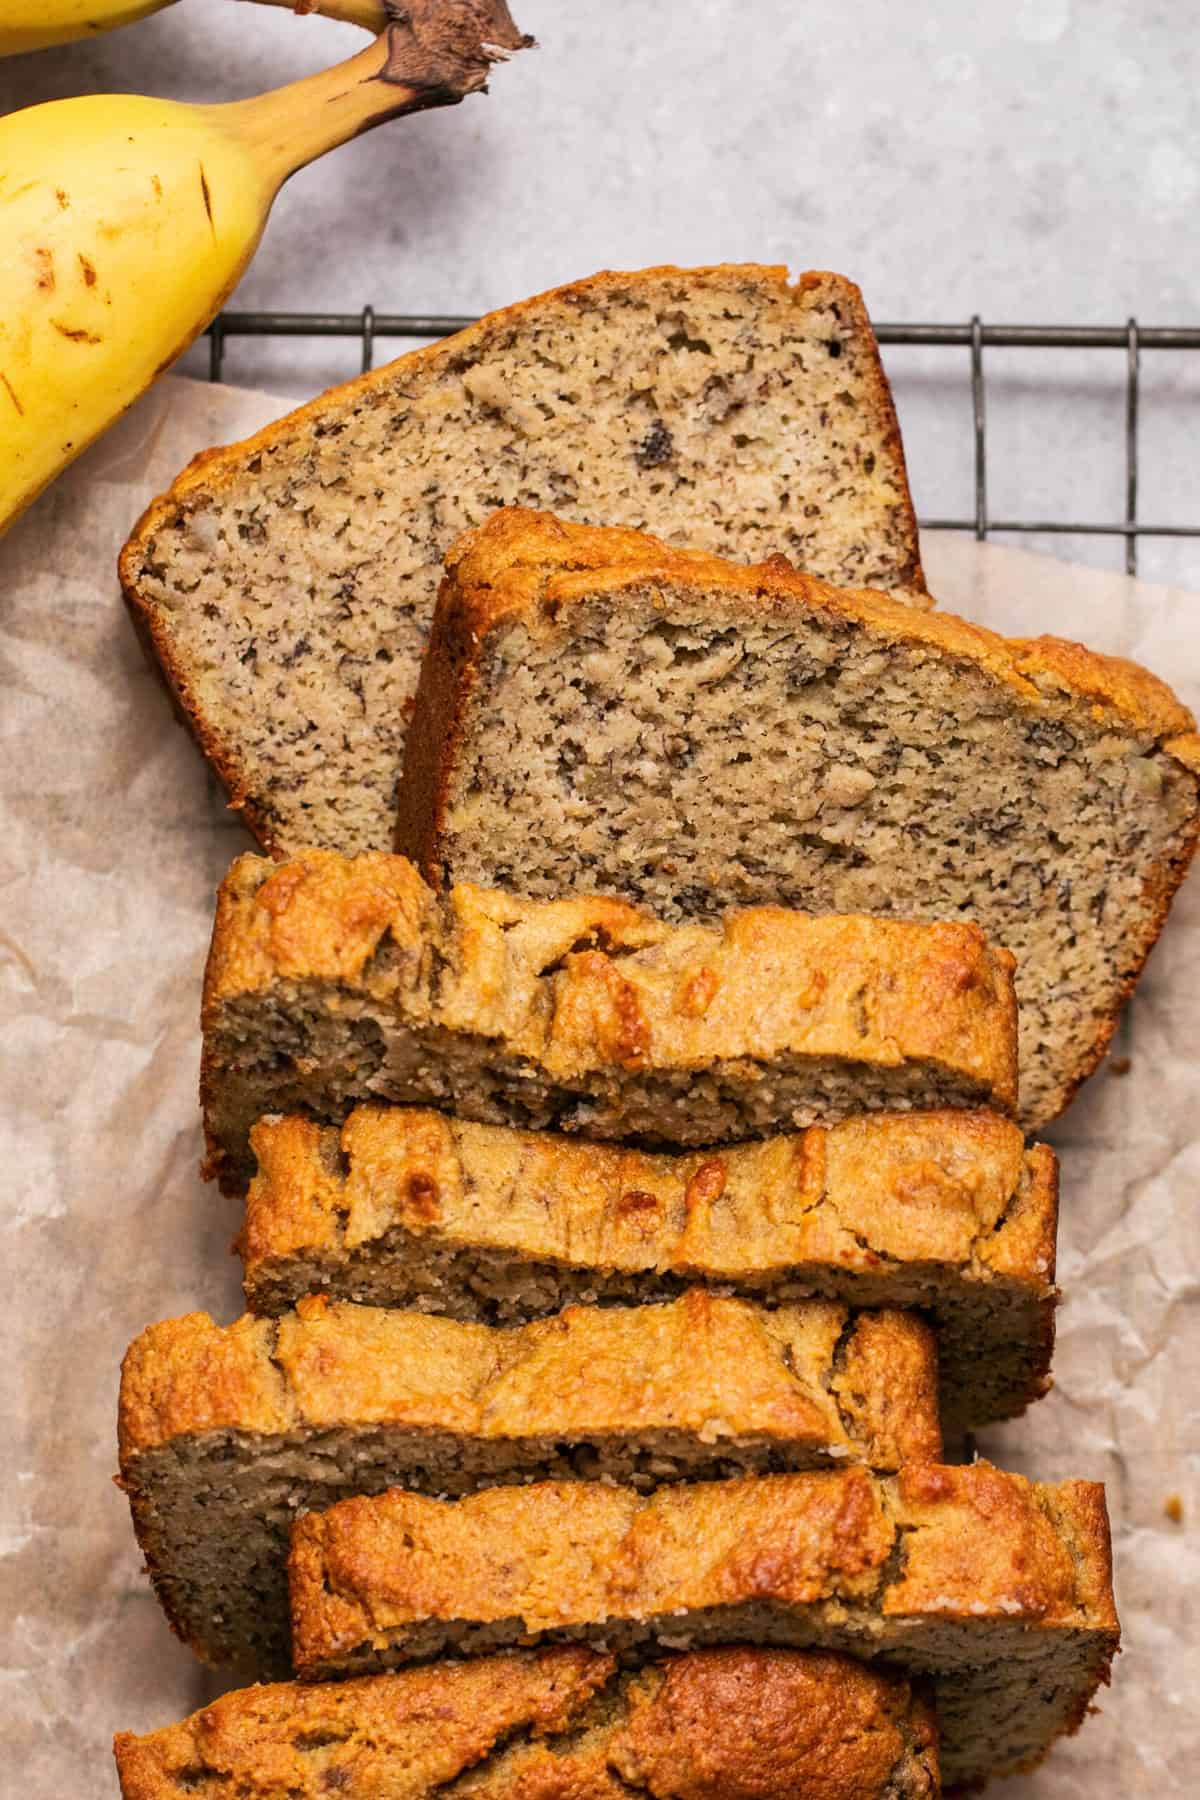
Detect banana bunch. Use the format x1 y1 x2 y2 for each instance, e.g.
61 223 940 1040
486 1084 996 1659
1 2 389 57
0 2 528 534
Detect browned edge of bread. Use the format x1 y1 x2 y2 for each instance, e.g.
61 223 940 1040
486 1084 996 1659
112 1645 941 1800
117 1289 942 1473
284 1463 1118 1788
397 506 1200 882
237 1104 1058 1433
115 1290 939 1675
200 849 1021 1194
286 1462 1118 1676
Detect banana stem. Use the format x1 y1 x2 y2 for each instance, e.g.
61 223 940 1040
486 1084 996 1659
243 0 391 31
218 2 530 189
218 36 398 185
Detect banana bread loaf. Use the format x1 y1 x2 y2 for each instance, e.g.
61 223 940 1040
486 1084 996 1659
117 1291 939 1672
288 1462 1118 1790
113 1645 941 1799
240 1105 1057 1434
397 507 1200 1129
202 850 1019 1194
119 265 926 859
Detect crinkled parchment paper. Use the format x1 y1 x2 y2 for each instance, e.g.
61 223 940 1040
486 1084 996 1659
2 376 1197 1794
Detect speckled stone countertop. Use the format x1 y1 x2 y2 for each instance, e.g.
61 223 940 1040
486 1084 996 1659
3 0 1198 586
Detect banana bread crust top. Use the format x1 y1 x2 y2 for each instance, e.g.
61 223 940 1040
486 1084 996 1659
241 1104 1052 1285
237 1105 1057 1432
118 1289 942 1472
202 850 1020 1189
288 1461 1117 1671
113 1645 940 1800
204 852 1019 1085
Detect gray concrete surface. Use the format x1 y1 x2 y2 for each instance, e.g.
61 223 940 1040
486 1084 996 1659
4 0 1198 577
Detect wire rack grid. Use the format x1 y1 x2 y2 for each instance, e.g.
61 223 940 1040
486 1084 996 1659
203 310 1200 578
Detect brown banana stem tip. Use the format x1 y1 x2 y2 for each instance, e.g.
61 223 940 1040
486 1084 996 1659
380 1 534 98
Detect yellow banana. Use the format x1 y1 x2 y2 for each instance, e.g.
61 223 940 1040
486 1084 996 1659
1 1 389 57
253 1 393 30
0 3 528 534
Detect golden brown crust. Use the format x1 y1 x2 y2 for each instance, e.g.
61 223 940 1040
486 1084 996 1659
237 1105 1056 1431
287 1461 1116 1673
113 1646 939 1800
202 849 1020 1189
610 1649 939 1800
240 1103 1036 1272
118 1312 290 1462
398 505 1200 880
287 1469 890 1667
205 850 1019 1083
113 1647 613 1800
118 1289 940 1471
886 1463 1079 1622
240 1105 1047 1272
1165 730 1200 774
203 851 435 1003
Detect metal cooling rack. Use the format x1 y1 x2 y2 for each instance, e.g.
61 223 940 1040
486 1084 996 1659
204 310 1200 577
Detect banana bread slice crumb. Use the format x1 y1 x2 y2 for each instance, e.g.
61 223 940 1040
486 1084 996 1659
120 264 927 859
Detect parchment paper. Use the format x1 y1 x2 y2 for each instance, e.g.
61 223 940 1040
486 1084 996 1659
2 376 1197 1795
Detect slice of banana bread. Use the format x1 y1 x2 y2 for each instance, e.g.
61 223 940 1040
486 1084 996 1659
288 1463 1118 1790
113 1645 941 1800
117 1291 939 1673
397 507 1200 1129
201 850 1019 1195
119 265 926 859
239 1105 1057 1435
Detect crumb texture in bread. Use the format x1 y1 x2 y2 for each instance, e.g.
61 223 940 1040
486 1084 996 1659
239 1104 1058 1434
398 507 1200 1129
117 1290 938 1673
287 1461 1118 1790
201 849 1019 1193
119 265 925 857
112 1644 941 1799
